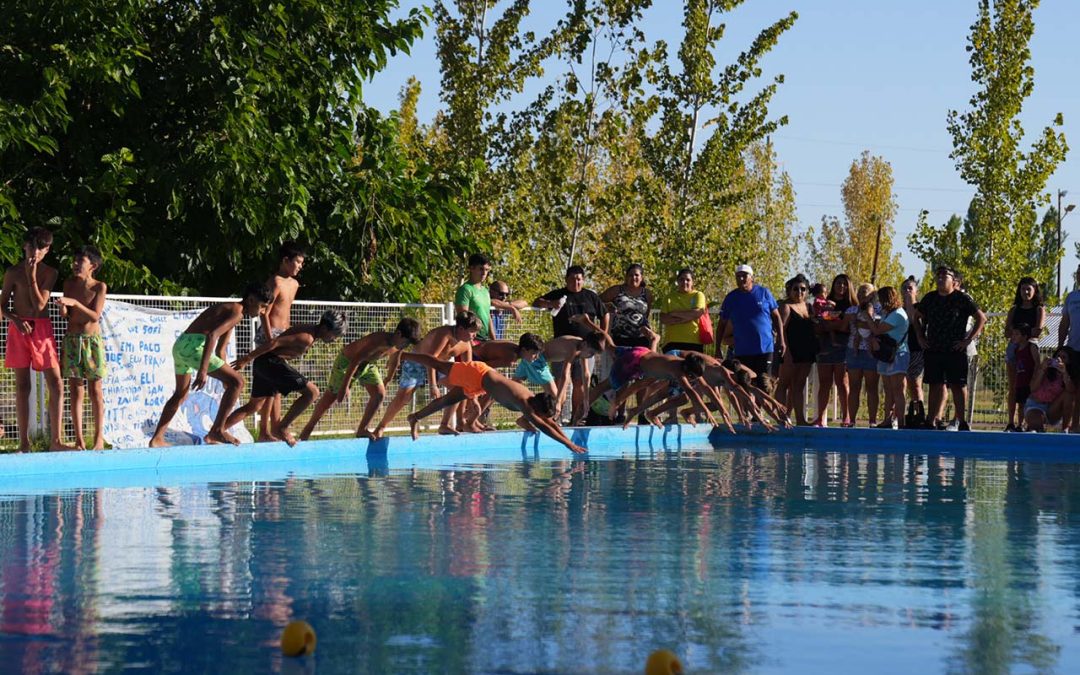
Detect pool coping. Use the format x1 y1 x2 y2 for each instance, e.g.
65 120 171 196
0 425 1077 494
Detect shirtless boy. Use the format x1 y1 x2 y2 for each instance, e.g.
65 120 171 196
298 317 422 441
1 227 69 450
401 352 587 454
371 311 481 438
257 241 306 441
227 310 347 446
543 331 606 417
148 283 273 447
58 245 108 449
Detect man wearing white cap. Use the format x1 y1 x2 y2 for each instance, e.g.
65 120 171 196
715 264 785 387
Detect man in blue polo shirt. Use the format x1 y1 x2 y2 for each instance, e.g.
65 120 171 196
715 264 785 387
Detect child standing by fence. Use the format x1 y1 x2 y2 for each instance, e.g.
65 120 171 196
58 246 108 449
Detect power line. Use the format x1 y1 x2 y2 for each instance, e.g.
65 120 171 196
775 135 950 154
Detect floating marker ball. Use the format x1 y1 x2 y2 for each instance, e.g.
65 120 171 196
645 649 683 675
281 620 317 657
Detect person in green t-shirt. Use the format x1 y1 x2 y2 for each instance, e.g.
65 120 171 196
659 267 709 353
454 253 523 341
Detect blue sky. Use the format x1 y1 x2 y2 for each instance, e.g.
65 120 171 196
366 0 1079 279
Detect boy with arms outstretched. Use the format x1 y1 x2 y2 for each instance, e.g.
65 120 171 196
149 283 273 447
58 245 108 449
257 241 306 441
1 227 69 450
401 352 587 454
371 311 482 439
299 317 422 441
227 310 347 446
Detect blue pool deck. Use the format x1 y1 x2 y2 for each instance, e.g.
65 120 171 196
1 425 1079 494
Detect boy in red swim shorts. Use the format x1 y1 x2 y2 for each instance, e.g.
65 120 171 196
1 227 70 450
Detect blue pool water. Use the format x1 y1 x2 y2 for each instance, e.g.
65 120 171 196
2 441 1080 673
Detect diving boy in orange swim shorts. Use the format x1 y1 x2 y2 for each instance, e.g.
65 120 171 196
1 227 70 450
400 352 587 454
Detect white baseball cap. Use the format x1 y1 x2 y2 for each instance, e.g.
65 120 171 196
735 264 754 276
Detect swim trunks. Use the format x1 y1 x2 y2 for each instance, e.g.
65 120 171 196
254 326 285 347
62 333 106 380
251 355 308 397
609 346 650 390
399 358 428 389
327 351 382 394
514 354 555 386
447 361 493 398
172 333 226 376
5 318 59 371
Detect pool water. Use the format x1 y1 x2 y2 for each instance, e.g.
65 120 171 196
2 447 1080 673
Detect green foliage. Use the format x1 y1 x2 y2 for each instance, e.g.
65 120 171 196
1 0 475 300
429 0 800 303
808 151 904 290
907 0 1067 311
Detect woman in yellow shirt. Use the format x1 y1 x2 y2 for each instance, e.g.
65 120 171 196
659 268 709 353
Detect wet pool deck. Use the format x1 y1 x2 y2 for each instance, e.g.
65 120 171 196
0 425 1077 494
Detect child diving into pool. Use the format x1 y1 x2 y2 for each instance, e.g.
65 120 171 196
226 310 348 446
149 282 273 448
599 347 718 428
400 352 587 454
371 311 481 439
298 317 421 441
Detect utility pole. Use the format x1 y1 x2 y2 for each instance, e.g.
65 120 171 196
870 214 883 285
1058 190 1077 298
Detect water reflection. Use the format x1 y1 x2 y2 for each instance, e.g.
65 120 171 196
1 449 1079 673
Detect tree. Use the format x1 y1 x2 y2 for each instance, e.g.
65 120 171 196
907 0 1067 311
807 151 903 289
1 0 475 300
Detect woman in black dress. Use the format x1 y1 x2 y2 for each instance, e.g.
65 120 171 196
777 274 817 425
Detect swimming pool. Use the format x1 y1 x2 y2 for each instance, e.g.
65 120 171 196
2 433 1080 673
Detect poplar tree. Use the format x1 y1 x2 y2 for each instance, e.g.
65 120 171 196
908 0 1067 310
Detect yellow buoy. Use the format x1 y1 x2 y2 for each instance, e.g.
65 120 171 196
280 620 317 657
645 649 683 675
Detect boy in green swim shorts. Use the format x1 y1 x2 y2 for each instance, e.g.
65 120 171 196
148 282 273 447
299 317 422 440
58 245 108 449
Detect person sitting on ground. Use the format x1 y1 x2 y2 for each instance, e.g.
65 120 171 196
371 311 481 439
227 310 348 446
400 352 587 454
149 282 273 447
298 317 421 441
1024 348 1072 433
1004 277 1045 432
1008 323 1040 431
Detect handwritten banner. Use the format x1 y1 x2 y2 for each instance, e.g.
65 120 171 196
99 301 253 449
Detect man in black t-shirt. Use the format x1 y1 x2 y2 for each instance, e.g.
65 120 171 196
913 266 987 431
533 265 609 424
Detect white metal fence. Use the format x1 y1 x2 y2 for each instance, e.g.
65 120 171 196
0 297 1064 449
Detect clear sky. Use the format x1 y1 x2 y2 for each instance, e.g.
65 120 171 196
366 0 1080 279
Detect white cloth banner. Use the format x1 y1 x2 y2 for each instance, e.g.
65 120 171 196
99 300 253 449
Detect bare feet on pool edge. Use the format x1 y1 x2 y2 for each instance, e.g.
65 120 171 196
204 430 240 446
257 431 281 443
92 441 105 450
275 428 298 447
437 424 460 436
408 414 421 441
148 435 169 448
355 428 375 440
50 441 76 451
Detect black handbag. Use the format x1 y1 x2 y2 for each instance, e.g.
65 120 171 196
872 334 899 363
